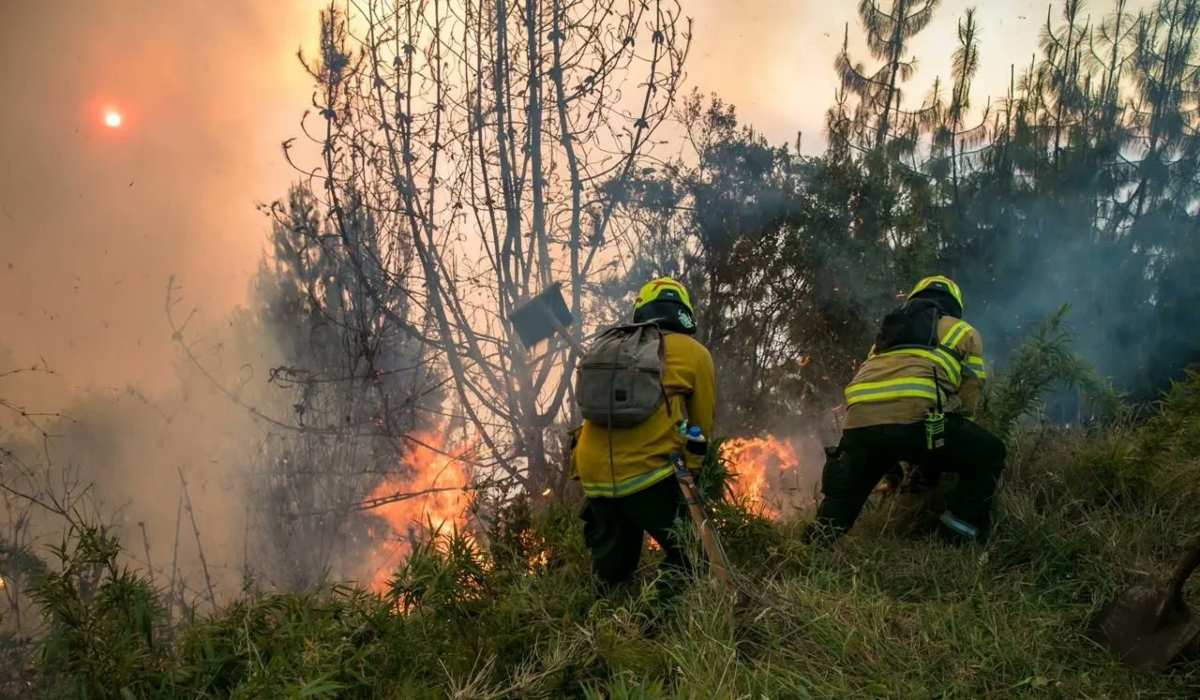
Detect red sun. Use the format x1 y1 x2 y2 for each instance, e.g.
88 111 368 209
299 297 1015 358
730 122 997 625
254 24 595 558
103 109 123 128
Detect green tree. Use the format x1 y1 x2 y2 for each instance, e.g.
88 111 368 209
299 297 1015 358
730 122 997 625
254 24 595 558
833 0 943 155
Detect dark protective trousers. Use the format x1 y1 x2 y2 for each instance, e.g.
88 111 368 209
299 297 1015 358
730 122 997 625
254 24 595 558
581 476 690 588
807 414 1006 543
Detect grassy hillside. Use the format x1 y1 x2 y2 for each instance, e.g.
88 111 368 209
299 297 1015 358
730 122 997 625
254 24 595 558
7 370 1200 698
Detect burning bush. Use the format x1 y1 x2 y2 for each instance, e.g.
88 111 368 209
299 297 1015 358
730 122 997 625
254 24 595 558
719 435 803 518
361 431 475 592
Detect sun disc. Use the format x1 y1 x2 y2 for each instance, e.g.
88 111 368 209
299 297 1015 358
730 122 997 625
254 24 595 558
103 110 122 128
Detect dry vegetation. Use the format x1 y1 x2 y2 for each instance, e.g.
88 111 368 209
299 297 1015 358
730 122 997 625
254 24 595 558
5 361 1200 698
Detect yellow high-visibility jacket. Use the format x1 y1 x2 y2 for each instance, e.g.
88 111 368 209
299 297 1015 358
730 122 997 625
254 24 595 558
843 315 987 430
574 332 716 498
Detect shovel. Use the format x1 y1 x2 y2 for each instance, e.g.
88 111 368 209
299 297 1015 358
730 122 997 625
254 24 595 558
509 282 585 354
1089 537 1200 671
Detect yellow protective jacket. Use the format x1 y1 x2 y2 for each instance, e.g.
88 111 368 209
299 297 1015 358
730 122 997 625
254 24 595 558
843 315 987 430
574 332 716 498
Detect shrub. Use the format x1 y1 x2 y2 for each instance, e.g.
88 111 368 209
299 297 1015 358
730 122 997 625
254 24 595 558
31 525 168 699
980 304 1121 438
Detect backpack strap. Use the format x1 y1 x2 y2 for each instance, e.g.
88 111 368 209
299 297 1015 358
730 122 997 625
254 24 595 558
625 323 674 418
646 324 672 418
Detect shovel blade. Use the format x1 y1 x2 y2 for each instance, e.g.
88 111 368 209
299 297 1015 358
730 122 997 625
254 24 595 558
1089 584 1200 672
509 283 575 349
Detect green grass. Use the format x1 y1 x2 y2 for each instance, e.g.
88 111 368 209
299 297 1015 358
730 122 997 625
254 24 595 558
11 373 1200 698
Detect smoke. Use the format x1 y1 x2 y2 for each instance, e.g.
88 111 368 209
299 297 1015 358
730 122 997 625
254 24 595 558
0 296 299 599
0 0 322 396
0 1 431 606
0 0 325 605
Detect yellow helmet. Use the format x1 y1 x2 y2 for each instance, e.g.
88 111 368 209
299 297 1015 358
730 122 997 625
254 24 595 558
908 275 963 311
635 277 693 314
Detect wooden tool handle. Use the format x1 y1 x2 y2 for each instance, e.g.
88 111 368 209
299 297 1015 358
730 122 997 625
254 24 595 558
673 460 735 592
1156 536 1200 624
548 315 587 356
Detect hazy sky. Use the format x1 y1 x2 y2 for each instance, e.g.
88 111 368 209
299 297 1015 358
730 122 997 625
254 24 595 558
0 0 1148 401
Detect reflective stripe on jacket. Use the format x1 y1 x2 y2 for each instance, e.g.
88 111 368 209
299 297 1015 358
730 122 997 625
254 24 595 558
843 316 987 429
573 332 716 498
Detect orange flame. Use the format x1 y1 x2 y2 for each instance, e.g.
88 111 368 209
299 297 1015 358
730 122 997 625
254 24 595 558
363 430 473 592
719 435 801 519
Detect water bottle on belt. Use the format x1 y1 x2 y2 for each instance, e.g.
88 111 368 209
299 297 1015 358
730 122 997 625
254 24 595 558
685 423 709 456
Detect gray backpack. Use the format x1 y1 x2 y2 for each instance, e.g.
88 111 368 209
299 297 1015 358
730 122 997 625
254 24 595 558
576 322 667 428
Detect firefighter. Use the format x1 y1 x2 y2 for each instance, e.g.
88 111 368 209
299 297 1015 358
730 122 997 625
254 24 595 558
573 277 717 590
806 275 1006 544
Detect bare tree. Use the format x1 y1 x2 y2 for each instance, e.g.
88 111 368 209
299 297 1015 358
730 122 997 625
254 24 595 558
287 0 690 490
